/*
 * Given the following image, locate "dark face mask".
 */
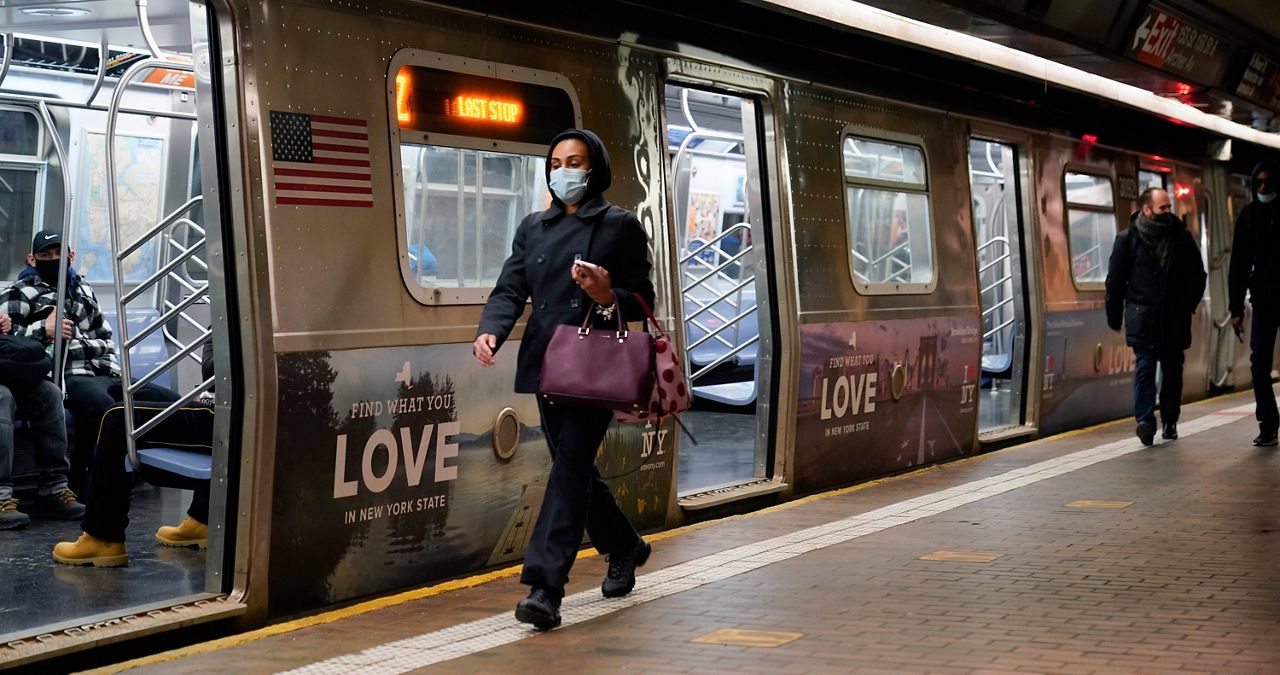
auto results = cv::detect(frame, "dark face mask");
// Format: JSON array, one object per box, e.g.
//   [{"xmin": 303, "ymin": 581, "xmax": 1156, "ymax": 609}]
[
  {"xmin": 1153, "ymin": 212, "xmax": 1177, "ymax": 226},
  {"xmin": 34, "ymin": 259, "xmax": 63, "ymax": 287}
]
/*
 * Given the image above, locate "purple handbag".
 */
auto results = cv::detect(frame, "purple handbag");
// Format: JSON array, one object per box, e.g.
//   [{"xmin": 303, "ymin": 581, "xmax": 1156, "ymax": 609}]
[{"xmin": 539, "ymin": 303, "xmax": 655, "ymax": 411}]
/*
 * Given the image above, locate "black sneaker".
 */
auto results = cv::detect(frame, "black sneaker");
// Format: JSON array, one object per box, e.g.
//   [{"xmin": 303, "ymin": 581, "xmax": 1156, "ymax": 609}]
[
  {"xmin": 39, "ymin": 489, "xmax": 86, "ymax": 521},
  {"xmin": 602, "ymin": 539, "xmax": 651, "ymax": 598},
  {"xmin": 0, "ymin": 498, "xmax": 31, "ymax": 530},
  {"xmin": 1136, "ymin": 420, "xmax": 1156, "ymax": 446},
  {"xmin": 1253, "ymin": 432, "xmax": 1279, "ymax": 447},
  {"xmin": 1162, "ymin": 423, "xmax": 1178, "ymax": 440},
  {"xmin": 514, "ymin": 588, "xmax": 561, "ymax": 631}
]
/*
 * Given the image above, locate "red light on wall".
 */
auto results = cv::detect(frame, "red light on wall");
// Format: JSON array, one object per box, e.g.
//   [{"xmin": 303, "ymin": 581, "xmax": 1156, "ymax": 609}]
[
  {"xmin": 1174, "ymin": 182, "xmax": 1192, "ymax": 198},
  {"xmin": 1175, "ymin": 82, "xmax": 1193, "ymax": 96},
  {"xmin": 1081, "ymin": 134, "xmax": 1099, "ymax": 144}
]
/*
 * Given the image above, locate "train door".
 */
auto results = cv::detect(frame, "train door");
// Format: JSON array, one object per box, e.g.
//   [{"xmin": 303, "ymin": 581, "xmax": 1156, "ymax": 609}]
[
  {"xmin": 0, "ymin": 3, "xmax": 244, "ymax": 661},
  {"xmin": 967, "ymin": 137, "xmax": 1037, "ymax": 438},
  {"xmin": 663, "ymin": 82, "xmax": 779, "ymax": 499}
]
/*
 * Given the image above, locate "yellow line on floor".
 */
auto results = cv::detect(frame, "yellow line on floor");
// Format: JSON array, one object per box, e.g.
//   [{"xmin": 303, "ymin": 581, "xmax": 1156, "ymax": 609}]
[{"xmin": 96, "ymin": 390, "xmax": 1250, "ymax": 672}]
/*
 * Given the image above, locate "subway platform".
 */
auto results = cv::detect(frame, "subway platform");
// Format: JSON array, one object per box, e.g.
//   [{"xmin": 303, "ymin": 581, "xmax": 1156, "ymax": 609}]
[{"xmin": 105, "ymin": 390, "xmax": 1279, "ymax": 674}]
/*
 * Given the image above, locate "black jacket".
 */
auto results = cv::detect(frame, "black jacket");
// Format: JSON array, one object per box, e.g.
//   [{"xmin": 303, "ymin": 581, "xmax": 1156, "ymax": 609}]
[
  {"xmin": 1227, "ymin": 159, "xmax": 1280, "ymax": 316},
  {"xmin": 1105, "ymin": 214, "xmax": 1206, "ymax": 351},
  {"xmin": 477, "ymin": 129, "xmax": 655, "ymax": 393}
]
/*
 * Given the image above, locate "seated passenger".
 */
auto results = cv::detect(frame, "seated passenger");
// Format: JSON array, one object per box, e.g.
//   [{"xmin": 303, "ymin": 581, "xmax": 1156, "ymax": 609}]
[
  {"xmin": 0, "ymin": 311, "xmax": 86, "ymax": 529},
  {"xmin": 0, "ymin": 230, "xmax": 176, "ymax": 497},
  {"xmin": 52, "ymin": 343, "xmax": 214, "ymax": 567}
]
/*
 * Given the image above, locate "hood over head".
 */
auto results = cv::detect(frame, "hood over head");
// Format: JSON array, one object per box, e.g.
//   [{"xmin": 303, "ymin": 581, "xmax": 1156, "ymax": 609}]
[
  {"xmin": 545, "ymin": 128, "xmax": 612, "ymax": 208},
  {"xmin": 1250, "ymin": 159, "xmax": 1280, "ymax": 200}
]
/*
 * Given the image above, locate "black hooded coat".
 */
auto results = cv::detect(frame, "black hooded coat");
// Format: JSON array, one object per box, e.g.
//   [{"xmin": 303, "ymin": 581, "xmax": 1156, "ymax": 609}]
[
  {"xmin": 1227, "ymin": 159, "xmax": 1280, "ymax": 316},
  {"xmin": 1105, "ymin": 212, "xmax": 1206, "ymax": 351},
  {"xmin": 476, "ymin": 129, "xmax": 656, "ymax": 393}
]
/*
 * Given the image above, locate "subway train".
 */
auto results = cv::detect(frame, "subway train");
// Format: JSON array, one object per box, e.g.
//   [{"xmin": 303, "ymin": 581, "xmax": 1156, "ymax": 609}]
[{"xmin": 2, "ymin": 0, "xmax": 1277, "ymax": 666}]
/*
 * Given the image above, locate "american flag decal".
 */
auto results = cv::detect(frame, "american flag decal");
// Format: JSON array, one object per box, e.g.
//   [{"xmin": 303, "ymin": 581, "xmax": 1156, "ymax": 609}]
[{"xmin": 269, "ymin": 111, "xmax": 373, "ymax": 208}]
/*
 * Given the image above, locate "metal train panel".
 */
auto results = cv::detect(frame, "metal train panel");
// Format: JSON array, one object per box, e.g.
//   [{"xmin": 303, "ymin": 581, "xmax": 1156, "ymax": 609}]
[
  {"xmin": 780, "ymin": 81, "xmax": 980, "ymax": 491},
  {"xmin": 227, "ymin": 0, "xmax": 678, "ymax": 617}
]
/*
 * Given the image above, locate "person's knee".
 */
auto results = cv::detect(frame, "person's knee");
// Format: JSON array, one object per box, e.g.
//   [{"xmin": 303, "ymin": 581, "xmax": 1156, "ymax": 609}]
[{"xmin": 0, "ymin": 384, "xmax": 14, "ymax": 415}]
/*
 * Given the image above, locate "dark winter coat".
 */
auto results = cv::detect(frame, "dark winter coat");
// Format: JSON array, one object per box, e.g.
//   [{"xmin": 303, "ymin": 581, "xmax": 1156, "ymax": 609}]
[
  {"xmin": 1227, "ymin": 159, "xmax": 1280, "ymax": 316},
  {"xmin": 476, "ymin": 129, "xmax": 656, "ymax": 393},
  {"xmin": 1105, "ymin": 214, "xmax": 1206, "ymax": 351}
]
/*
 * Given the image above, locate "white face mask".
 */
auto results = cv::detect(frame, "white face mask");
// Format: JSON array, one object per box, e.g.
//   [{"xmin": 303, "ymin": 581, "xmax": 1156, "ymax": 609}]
[
  {"xmin": 548, "ymin": 168, "xmax": 590, "ymax": 206},
  {"xmin": 1259, "ymin": 191, "xmax": 1277, "ymax": 204}
]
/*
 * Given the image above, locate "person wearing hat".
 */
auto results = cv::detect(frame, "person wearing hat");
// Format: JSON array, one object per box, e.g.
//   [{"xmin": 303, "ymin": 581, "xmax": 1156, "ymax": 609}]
[{"xmin": 1, "ymin": 229, "xmax": 123, "ymax": 499}]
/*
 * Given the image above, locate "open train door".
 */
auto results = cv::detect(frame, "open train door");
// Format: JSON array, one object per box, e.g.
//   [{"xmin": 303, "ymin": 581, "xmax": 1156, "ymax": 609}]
[
  {"xmin": 660, "ymin": 61, "xmax": 791, "ymax": 509},
  {"xmin": 967, "ymin": 127, "xmax": 1043, "ymax": 441}
]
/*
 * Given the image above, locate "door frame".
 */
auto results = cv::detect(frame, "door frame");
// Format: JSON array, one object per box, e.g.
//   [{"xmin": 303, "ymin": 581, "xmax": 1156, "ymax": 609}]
[
  {"xmin": 968, "ymin": 121, "xmax": 1044, "ymax": 441},
  {"xmin": 659, "ymin": 57, "xmax": 796, "ymax": 506}
]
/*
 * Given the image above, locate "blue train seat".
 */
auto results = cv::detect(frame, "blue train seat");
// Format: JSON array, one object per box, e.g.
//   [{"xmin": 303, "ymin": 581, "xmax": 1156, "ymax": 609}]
[
  {"xmin": 124, "ymin": 446, "xmax": 212, "ymax": 484},
  {"xmin": 683, "ymin": 289, "xmax": 759, "ymax": 369},
  {"xmin": 100, "ymin": 306, "xmax": 174, "ymax": 391}
]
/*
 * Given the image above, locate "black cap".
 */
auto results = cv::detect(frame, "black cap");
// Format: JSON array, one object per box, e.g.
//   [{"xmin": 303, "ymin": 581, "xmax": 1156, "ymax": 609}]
[{"xmin": 32, "ymin": 229, "xmax": 61, "ymax": 254}]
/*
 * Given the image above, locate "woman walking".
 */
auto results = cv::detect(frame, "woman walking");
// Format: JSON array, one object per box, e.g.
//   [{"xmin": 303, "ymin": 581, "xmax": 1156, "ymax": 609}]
[{"xmin": 474, "ymin": 129, "xmax": 654, "ymax": 630}]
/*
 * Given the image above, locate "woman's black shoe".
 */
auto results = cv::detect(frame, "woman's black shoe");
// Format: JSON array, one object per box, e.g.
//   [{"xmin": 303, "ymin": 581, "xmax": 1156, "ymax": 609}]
[
  {"xmin": 602, "ymin": 539, "xmax": 651, "ymax": 598},
  {"xmin": 515, "ymin": 588, "xmax": 561, "ymax": 630}
]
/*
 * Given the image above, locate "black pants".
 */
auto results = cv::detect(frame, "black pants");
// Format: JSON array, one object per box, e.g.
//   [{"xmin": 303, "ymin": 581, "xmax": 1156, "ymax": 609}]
[
  {"xmin": 1250, "ymin": 303, "xmax": 1280, "ymax": 435},
  {"xmin": 1132, "ymin": 346, "xmax": 1184, "ymax": 425},
  {"xmin": 81, "ymin": 403, "xmax": 212, "ymax": 543},
  {"xmin": 64, "ymin": 376, "xmax": 178, "ymax": 499},
  {"xmin": 520, "ymin": 398, "xmax": 641, "ymax": 596}
]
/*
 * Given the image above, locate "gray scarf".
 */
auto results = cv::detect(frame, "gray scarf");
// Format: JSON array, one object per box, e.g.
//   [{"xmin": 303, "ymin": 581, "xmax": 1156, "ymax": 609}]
[{"xmin": 1133, "ymin": 212, "xmax": 1180, "ymax": 269}]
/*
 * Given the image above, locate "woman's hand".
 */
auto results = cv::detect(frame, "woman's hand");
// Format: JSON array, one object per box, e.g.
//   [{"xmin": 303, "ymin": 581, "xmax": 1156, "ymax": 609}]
[
  {"xmin": 473, "ymin": 334, "xmax": 498, "ymax": 367},
  {"xmin": 572, "ymin": 261, "xmax": 615, "ymax": 306}
]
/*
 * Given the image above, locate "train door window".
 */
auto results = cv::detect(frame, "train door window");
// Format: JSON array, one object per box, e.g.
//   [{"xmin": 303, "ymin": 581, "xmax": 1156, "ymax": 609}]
[
  {"xmin": 665, "ymin": 82, "xmax": 773, "ymax": 496},
  {"xmin": 1063, "ymin": 171, "xmax": 1117, "ymax": 286},
  {"xmin": 841, "ymin": 134, "xmax": 934, "ymax": 293},
  {"xmin": 0, "ymin": 108, "xmax": 43, "ymax": 281},
  {"xmin": 1138, "ymin": 169, "xmax": 1167, "ymax": 192},
  {"xmin": 387, "ymin": 52, "xmax": 580, "ymax": 305}
]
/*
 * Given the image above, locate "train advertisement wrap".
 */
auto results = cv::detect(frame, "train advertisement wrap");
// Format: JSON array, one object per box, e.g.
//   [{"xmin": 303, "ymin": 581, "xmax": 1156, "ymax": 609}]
[
  {"xmin": 794, "ymin": 316, "xmax": 981, "ymax": 492},
  {"xmin": 268, "ymin": 344, "xmax": 672, "ymax": 617},
  {"xmin": 1038, "ymin": 310, "xmax": 1134, "ymax": 434}
]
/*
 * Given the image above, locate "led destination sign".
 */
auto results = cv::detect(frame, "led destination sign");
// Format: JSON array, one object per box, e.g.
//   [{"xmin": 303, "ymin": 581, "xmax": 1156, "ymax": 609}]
[
  {"xmin": 450, "ymin": 96, "xmax": 521, "ymax": 123},
  {"xmin": 394, "ymin": 65, "xmax": 575, "ymax": 145}
]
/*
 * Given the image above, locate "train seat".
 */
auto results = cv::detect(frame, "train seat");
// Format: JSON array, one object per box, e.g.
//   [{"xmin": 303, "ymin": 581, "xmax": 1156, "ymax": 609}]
[
  {"xmin": 684, "ymin": 292, "xmax": 760, "ymax": 368},
  {"xmin": 125, "ymin": 446, "xmax": 211, "ymax": 481},
  {"xmin": 981, "ymin": 324, "xmax": 1016, "ymax": 385},
  {"xmin": 693, "ymin": 378, "xmax": 757, "ymax": 406},
  {"xmin": 100, "ymin": 307, "xmax": 174, "ymax": 391}
]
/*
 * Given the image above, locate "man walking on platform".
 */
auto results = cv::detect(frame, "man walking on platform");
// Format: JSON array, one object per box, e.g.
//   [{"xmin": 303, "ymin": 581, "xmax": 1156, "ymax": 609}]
[
  {"xmin": 1228, "ymin": 159, "xmax": 1280, "ymax": 446},
  {"xmin": 1106, "ymin": 187, "xmax": 1206, "ymax": 446}
]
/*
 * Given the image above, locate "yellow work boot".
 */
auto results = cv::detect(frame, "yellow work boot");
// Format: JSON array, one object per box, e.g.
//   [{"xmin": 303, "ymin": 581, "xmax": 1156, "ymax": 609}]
[
  {"xmin": 155, "ymin": 517, "xmax": 208, "ymax": 549},
  {"xmin": 53, "ymin": 533, "xmax": 128, "ymax": 568}
]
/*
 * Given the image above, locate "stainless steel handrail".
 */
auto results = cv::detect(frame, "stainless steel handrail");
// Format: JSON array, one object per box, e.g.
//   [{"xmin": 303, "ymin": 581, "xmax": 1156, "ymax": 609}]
[
  {"xmin": 681, "ymin": 223, "xmax": 753, "ymax": 264},
  {"xmin": 36, "ymin": 100, "xmax": 73, "ymax": 392},
  {"xmin": 0, "ymin": 33, "xmax": 12, "ymax": 90},
  {"xmin": 106, "ymin": 57, "xmax": 206, "ymax": 472}
]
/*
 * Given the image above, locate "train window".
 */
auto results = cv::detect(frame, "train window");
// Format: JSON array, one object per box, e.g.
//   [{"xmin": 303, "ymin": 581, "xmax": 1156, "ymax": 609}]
[
  {"xmin": 0, "ymin": 109, "xmax": 40, "ymax": 155},
  {"xmin": 387, "ymin": 49, "xmax": 579, "ymax": 304},
  {"xmin": 1063, "ymin": 170, "xmax": 1117, "ymax": 286},
  {"xmin": 841, "ymin": 135, "xmax": 934, "ymax": 291},
  {"xmin": 399, "ymin": 145, "xmax": 546, "ymax": 292},
  {"xmin": 0, "ymin": 108, "xmax": 42, "ymax": 281},
  {"xmin": 1139, "ymin": 169, "xmax": 1167, "ymax": 192}
]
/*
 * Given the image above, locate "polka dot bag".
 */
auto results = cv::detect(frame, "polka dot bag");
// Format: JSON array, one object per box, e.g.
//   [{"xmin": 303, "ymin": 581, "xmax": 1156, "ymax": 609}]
[{"xmin": 614, "ymin": 296, "xmax": 691, "ymax": 425}]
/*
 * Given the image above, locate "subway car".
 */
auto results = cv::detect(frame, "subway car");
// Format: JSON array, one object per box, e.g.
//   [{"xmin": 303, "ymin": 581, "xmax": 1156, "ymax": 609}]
[{"xmin": 1, "ymin": 0, "xmax": 1275, "ymax": 666}]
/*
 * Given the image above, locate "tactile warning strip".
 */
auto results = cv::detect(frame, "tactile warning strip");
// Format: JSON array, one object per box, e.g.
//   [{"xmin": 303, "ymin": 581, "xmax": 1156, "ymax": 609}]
[{"xmin": 281, "ymin": 400, "xmax": 1256, "ymax": 674}]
